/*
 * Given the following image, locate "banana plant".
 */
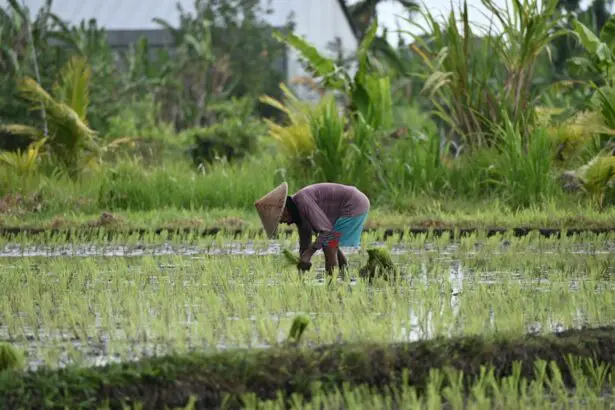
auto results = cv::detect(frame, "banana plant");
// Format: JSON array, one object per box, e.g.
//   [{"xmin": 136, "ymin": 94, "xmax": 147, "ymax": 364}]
[
  {"xmin": 556, "ymin": 15, "xmax": 615, "ymax": 205},
  {"xmin": 272, "ymin": 16, "xmax": 394, "ymax": 131},
  {"xmin": 570, "ymin": 15, "xmax": 615, "ymax": 135},
  {"xmin": 570, "ymin": 15, "xmax": 615, "ymax": 81}
]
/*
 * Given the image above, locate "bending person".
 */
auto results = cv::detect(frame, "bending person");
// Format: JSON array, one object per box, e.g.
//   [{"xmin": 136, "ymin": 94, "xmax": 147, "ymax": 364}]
[{"xmin": 254, "ymin": 182, "xmax": 370, "ymax": 275}]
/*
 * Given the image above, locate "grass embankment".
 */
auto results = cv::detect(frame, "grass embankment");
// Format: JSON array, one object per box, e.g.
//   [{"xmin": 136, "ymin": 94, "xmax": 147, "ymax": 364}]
[
  {"xmin": 3, "ymin": 204, "xmax": 615, "ymax": 240},
  {"xmin": 2, "ymin": 153, "xmax": 615, "ymax": 237},
  {"xmin": 1, "ymin": 326, "xmax": 614, "ymax": 409}
]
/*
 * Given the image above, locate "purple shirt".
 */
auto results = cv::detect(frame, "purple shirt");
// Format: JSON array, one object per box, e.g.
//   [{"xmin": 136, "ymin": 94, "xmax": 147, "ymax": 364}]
[{"xmin": 291, "ymin": 183, "xmax": 370, "ymax": 252}]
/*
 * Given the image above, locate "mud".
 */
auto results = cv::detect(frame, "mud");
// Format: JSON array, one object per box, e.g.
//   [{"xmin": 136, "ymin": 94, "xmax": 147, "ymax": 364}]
[{"xmin": 1, "ymin": 238, "xmax": 613, "ymax": 258}]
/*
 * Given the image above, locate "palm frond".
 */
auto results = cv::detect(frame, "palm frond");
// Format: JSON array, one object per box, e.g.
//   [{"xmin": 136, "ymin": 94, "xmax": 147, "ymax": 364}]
[
  {"xmin": 51, "ymin": 55, "xmax": 91, "ymax": 122},
  {"xmin": 0, "ymin": 124, "xmax": 44, "ymax": 139},
  {"xmin": 16, "ymin": 75, "xmax": 98, "ymax": 175}
]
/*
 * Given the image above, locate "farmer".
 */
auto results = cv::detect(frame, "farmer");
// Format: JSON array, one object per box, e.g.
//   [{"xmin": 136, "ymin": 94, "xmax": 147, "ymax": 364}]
[{"xmin": 254, "ymin": 182, "xmax": 370, "ymax": 275}]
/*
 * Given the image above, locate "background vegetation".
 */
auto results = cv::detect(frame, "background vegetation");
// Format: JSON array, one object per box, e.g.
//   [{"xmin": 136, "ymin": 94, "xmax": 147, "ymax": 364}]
[{"xmin": 2, "ymin": 0, "xmax": 615, "ymax": 225}]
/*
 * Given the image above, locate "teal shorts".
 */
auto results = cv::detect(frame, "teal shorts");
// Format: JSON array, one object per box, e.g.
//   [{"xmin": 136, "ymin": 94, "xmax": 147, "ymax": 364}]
[{"xmin": 322, "ymin": 212, "xmax": 369, "ymax": 248}]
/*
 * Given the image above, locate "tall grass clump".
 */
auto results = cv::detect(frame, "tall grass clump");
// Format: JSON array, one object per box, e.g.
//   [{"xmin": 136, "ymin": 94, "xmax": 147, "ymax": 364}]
[
  {"xmin": 307, "ymin": 94, "xmax": 348, "ymax": 183},
  {"xmin": 406, "ymin": 0, "xmax": 567, "ymax": 147},
  {"xmin": 488, "ymin": 116, "xmax": 560, "ymax": 207},
  {"xmin": 97, "ymin": 154, "xmax": 280, "ymax": 211},
  {"xmin": 376, "ymin": 129, "xmax": 453, "ymax": 207},
  {"xmin": 378, "ymin": 117, "xmax": 561, "ymax": 207}
]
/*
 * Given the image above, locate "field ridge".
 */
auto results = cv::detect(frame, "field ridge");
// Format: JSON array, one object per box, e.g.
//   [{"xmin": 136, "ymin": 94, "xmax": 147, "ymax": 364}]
[
  {"xmin": 2, "ymin": 225, "xmax": 615, "ymax": 240},
  {"xmin": 1, "ymin": 325, "xmax": 615, "ymax": 409}
]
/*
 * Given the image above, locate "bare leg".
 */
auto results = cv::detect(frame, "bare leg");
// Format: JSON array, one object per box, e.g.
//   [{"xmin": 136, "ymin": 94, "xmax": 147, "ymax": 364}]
[
  {"xmin": 323, "ymin": 246, "xmax": 339, "ymax": 277},
  {"xmin": 337, "ymin": 248, "xmax": 348, "ymax": 271}
]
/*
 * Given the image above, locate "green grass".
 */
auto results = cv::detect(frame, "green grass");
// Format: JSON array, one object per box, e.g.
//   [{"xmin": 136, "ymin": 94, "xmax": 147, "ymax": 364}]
[
  {"xmin": 0, "ymin": 134, "xmax": 613, "ymax": 235},
  {"xmin": 0, "ymin": 151, "xmax": 614, "ymax": 233},
  {"xmin": 3, "ymin": 198, "xmax": 615, "ymax": 235}
]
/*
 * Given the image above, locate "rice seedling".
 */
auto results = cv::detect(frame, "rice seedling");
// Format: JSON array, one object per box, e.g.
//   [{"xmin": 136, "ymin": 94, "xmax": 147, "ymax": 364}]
[
  {"xmin": 0, "ymin": 230, "xmax": 613, "ymax": 407},
  {"xmin": 241, "ymin": 357, "xmax": 615, "ymax": 410},
  {"xmin": 0, "ymin": 232, "xmax": 613, "ymax": 371}
]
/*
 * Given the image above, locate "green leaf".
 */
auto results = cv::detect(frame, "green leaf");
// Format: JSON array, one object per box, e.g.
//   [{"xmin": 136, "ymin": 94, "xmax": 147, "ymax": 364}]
[
  {"xmin": 567, "ymin": 56, "xmax": 594, "ymax": 77},
  {"xmin": 350, "ymin": 82, "xmax": 372, "ymax": 121},
  {"xmin": 354, "ymin": 18, "xmax": 379, "ymax": 88},
  {"xmin": 371, "ymin": 36, "xmax": 408, "ymax": 75},
  {"xmin": 0, "ymin": 45, "xmax": 19, "ymax": 73},
  {"xmin": 596, "ymin": 43, "xmax": 612, "ymax": 62},
  {"xmin": 52, "ymin": 56, "xmax": 91, "ymax": 121},
  {"xmin": 599, "ymin": 14, "xmax": 615, "ymax": 46},
  {"xmin": 358, "ymin": 16, "xmax": 378, "ymax": 66},
  {"xmin": 0, "ymin": 124, "xmax": 44, "ymax": 140},
  {"xmin": 6, "ymin": 0, "xmax": 27, "ymax": 22},
  {"xmin": 273, "ymin": 30, "xmax": 346, "ymax": 90},
  {"xmin": 573, "ymin": 19, "xmax": 610, "ymax": 59}
]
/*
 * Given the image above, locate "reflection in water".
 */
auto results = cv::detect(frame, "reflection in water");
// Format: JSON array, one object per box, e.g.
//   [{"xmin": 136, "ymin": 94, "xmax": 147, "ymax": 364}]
[{"xmin": 403, "ymin": 260, "xmax": 463, "ymax": 342}]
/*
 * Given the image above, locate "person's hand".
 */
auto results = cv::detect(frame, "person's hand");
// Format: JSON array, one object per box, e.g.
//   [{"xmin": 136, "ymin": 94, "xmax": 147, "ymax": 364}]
[
  {"xmin": 297, "ymin": 250, "xmax": 313, "ymax": 272},
  {"xmin": 297, "ymin": 260, "xmax": 312, "ymax": 272}
]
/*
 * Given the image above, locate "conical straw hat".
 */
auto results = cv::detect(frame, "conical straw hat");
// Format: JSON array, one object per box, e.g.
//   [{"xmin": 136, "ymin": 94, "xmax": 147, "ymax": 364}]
[{"xmin": 254, "ymin": 182, "xmax": 288, "ymax": 238}]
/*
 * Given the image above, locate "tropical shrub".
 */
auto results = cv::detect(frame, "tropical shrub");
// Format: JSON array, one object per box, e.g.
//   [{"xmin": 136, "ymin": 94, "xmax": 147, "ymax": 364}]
[
  {"xmin": 379, "ymin": 127, "xmax": 451, "ymax": 201},
  {"xmin": 186, "ymin": 117, "xmax": 267, "ymax": 167},
  {"xmin": 488, "ymin": 117, "xmax": 560, "ymax": 207},
  {"xmin": 0, "ymin": 137, "xmax": 48, "ymax": 176}
]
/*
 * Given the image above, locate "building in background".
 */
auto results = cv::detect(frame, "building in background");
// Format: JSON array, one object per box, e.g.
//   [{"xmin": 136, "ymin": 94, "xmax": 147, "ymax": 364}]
[{"xmin": 8, "ymin": 0, "xmax": 359, "ymax": 101}]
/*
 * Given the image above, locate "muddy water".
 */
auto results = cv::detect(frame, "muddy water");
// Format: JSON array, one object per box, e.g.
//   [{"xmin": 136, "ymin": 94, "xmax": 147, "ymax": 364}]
[
  {"xmin": 1, "ymin": 237, "xmax": 614, "ymax": 258},
  {"xmin": 0, "ymin": 239, "xmax": 614, "ymax": 371}
]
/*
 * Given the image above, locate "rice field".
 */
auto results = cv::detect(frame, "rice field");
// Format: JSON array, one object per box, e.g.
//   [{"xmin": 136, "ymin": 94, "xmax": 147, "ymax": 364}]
[{"xmin": 0, "ymin": 229, "xmax": 614, "ymax": 408}]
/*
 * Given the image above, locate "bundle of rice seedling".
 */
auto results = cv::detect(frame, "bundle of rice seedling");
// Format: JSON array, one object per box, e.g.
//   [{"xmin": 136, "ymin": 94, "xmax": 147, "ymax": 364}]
[
  {"xmin": 359, "ymin": 247, "xmax": 398, "ymax": 282},
  {"xmin": 282, "ymin": 248, "xmax": 300, "ymax": 265},
  {"xmin": 286, "ymin": 315, "xmax": 310, "ymax": 345},
  {"xmin": 0, "ymin": 343, "xmax": 24, "ymax": 372}
]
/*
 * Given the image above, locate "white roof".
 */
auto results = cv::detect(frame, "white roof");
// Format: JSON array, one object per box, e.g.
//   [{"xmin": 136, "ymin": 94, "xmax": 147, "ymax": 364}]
[{"xmin": 3, "ymin": 0, "xmax": 301, "ymax": 30}]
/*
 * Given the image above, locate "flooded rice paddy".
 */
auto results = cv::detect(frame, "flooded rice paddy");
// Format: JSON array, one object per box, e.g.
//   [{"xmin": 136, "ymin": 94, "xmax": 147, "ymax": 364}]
[{"xmin": 0, "ymin": 230, "xmax": 614, "ymax": 372}]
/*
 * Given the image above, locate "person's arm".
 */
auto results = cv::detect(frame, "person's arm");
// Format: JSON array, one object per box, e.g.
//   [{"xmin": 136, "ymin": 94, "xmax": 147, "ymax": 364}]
[
  {"xmin": 298, "ymin": 223, "xmax": 313, "ymax": 255},
  {"xmin": 297, "ymin": 196, "xmax": 337, "ymax": 262}
]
